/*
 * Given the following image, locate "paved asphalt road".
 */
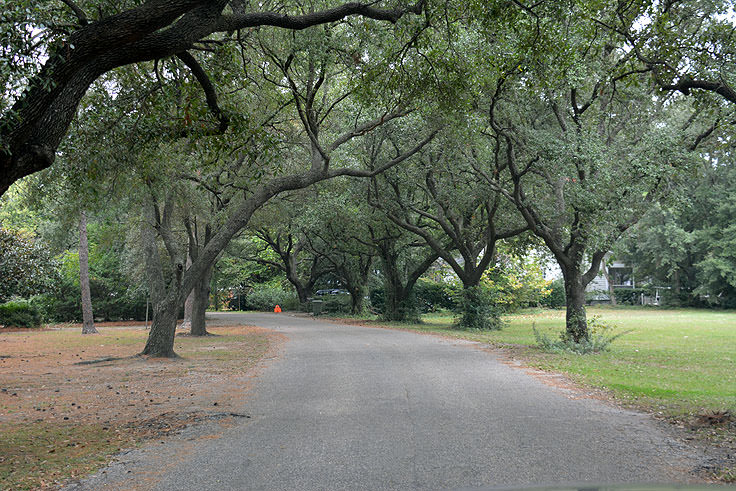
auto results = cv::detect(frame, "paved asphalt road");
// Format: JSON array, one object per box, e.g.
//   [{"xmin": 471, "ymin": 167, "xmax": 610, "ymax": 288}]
[{"xmin": 70, "ymin": 312, "xmax": 702, "ymax": 490}]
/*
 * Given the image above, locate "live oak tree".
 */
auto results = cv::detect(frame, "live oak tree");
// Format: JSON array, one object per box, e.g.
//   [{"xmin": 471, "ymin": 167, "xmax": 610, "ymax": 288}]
[
  {"xmin": 589, "ymin": 1, "xmax": 736, "ymax": 106},
  {"xmin": 136, "ymin": 19, "xmax": 438, "ymax": 356},
  {"xmin": 371, "ymin": 136, "xmax": 527, "ymax": 329},
  {"xmin": 296, "ymin": 180, "xmax": 440, "ymax": 318},
  {"xmin": 246, "ymin": 194, "xmax": 328, "ymax": 305},
  {"xmin": 617, "ymin": 145, "xmax": 736, "ymax": 308},
  {"xmin": 299, "ymin": 188, "xmax": 378, "ymax": 314},
  {"xmin": 0, "ymin": 0, "xmax": 425, "ymax": 196},
  {"xmin": 470, "ymin": 4, "xmax": 718, "ymax": 342}
]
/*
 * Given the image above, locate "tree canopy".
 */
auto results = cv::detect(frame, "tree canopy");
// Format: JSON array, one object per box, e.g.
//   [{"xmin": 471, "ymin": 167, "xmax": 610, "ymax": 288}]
[{"xmin": 1, "ymin": 0, "xmax": 734, "ymax": 352}]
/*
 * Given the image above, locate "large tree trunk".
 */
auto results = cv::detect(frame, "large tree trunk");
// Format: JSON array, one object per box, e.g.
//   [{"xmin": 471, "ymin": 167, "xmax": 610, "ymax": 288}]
[
  {"xmin": 346, "ymin": 286, "xmax": 364, "ymax": 314},
  {"xmin": 384, "ymin": 283, "xmax": 412, "ymax": 321},
  {"xmin": 382, "ymin": 253, "xmax": 410, "ymax": 321},
  {"xmin": 289, "ymin": 276, "xmax": 310, "ymax": 304},
  {"xmin": 190, "ymin": 264, "xmax": 214, "ymax": 336},
  {"xmin": 142, "ymin": 295, "xmax": 179, "ymax": 357},
  {"xmin": 78, "ymin": 210, "xmax": 97, "ymax": 334},
  {"xmin": 562, "ymin": 268, "xmax": 589, "ymax": 343}
]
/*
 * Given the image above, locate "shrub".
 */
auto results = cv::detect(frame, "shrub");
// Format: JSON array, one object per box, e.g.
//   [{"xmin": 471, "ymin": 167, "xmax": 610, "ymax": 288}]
[
  {"xmin": 613, "ymin": 287, "xmax": 653, "ymax": 305},
  {"xmin": 245, "ymin": 286, "xmax": 299, "ymax": 311},
  {"xmin": 0, "ymin": 228, "xmax": 59, "ymax": 303},
  {"xmin": 320, "ymin": 293, "xmax": 352, "ymax": 313},
  {"xmin": 0, "ymin": 300, "xmax": 42, "ymax": 328},
  {"xmin": 30, "ymin": 278, "xmax": 148, "ymax": 322},
  {"xmin": 453, "ymin": 286, "xmax": 505, "ymax": 330},
  {"xmin": 533, "ymin": 316, "xmax": 628, "ymax": 354},
  {"xmin": 368, "ymin": 287, "xmax": 385, "ymax": 314},
  {"xmin": 540, "ymin": 278, "xmax": 566, "ymax": 308},
  {"xmin": 414, "ymin": 279, "xmax": 456, "ymax": 312}
]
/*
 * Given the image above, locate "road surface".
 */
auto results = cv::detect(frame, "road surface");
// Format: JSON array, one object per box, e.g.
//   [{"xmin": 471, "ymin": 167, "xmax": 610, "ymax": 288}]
[{"xmin": 69, "ymin": 312, "xmax": 701, "ymax": 490}]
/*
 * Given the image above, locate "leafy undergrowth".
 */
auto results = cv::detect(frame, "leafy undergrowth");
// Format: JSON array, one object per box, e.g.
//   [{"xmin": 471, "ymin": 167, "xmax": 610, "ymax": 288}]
[{"xmin": 0, "ymin": 324, "xmax": 280, "ymax": 490}]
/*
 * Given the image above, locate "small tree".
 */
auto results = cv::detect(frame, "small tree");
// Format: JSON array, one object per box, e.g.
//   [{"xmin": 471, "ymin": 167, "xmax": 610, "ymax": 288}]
[{"xmin": 78, "ymin": 210, "xmax": 97, "ymax": 334}]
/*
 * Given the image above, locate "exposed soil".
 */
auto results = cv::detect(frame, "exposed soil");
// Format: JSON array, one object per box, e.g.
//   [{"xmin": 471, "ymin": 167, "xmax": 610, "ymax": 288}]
[{"xmin": 0, "ymin": 324, "xmax": 284, "ymax": 489}]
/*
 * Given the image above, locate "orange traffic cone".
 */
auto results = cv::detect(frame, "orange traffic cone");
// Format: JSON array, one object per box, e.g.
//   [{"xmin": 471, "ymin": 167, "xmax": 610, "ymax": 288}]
[{"xmin": 274, "ymin": 304, "xmax": 282, "ymax": 313}]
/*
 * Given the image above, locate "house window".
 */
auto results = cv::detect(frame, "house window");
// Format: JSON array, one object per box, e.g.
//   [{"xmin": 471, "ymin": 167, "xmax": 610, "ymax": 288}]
[{"xmin": 609, "ymin": 267, "xmax": 633, "ymax": 287}]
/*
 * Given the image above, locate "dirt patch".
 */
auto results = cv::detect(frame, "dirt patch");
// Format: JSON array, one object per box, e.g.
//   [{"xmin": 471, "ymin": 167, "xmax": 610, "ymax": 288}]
[{"xmin": 0, "ymin": 325, "xmax": 284, "ymax": 490}]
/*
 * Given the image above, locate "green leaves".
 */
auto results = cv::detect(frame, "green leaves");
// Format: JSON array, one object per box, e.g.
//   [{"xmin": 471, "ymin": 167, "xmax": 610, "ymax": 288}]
[{"xmin": 0, "ymin": 228, "xmax": 58, "ymax": 302}]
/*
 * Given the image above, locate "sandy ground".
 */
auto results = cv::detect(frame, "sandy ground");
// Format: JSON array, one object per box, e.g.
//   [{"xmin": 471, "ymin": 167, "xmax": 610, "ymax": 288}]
[{"xmin": 0, "ymin": 323, "xmax": 284, "ymax": 489}]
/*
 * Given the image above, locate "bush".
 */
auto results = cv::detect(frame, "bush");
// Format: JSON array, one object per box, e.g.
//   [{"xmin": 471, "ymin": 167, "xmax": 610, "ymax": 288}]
[
  {"xmin": 245, "ymin": 286, "xmax": 299, "ymax": 311},
  {"xmin": 453, "ymin": 286, "xmax": 505, "ymax": 330},
  {"xmin": 31, "ymin": 277, "xmax": 148, "ymax": 322},
  {"xmin": 0, "ymin": 300, "xmax": 42, "ymax": 328},
  {"xmin": 368, "ymin": 287, "xmax": 385, "ymax": 314},
  {"xmin": 0, "ymin": 228, "xmax": 59, "ymax": 303},
  {"xmin": 414, "ymin": 279, "xmax": 456, "ymax": 312},
  {"xmin": 320, "ymin": 293, "xmax": 352, "ymax": 313},
  {"xmin": 540, "ymin": 278, "xmax": 566, "ymax": 308},
  {"xmin": 613, "ymin": 287, "xmax": 653, "ymax": 305},
  {"xmin": 533, "ymin": 316, "xmax": 628, "ymax": 354}
]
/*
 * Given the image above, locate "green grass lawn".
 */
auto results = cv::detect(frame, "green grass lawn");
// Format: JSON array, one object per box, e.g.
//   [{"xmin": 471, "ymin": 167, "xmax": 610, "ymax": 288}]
[{"xmin": 368, "ymin": 307, "xmax": 736, "ymax": 418}]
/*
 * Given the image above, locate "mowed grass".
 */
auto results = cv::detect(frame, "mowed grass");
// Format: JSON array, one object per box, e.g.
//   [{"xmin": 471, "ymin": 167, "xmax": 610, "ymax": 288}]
[{"xmin": 378, "ymin": 307, "xmax": 736, "ymax": 417}]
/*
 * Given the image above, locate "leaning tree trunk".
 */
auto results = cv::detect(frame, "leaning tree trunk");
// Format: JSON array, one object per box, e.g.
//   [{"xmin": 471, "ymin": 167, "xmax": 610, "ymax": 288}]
[
  {"xmin": 190, "ymin": 264, "xmax": 214, "ymax": 336},
  {"xmin": 562, "ymin": 268, "xmax": 589, "ymax": 343},
  {"xmin": 78, "ymin": 211, "xmax": 97, "ymax": 334},
  {"xmin": 142, "ymin": 294, "xmax": 179, "ymax": 357}
]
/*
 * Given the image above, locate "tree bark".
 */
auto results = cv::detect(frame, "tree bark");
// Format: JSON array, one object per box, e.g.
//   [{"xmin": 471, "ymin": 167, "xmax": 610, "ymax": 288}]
[
  {"xmin": 349, "ymin": 286, "xmax": 365, "ymax": 314},
  {"xmin": 141, "ymin": 294, "xmax": 179, "ymax": 357},
  {"xmin": 179, "ymin": 254, "xmax": 194, "ymax": 330},
  {"xmin": 140, "ymin": 204, "xmax": 182, "ymax": 357},
  {"xmin": 384, "ymin": 283, "xmax": 411, "ymax": 321},
  {"xmin": 190, "ymin": 263, "xmax": 213, "ymax": 336},
  {"xmin": 0, "ymin": 1, "xmax": 425, "ymax": 196},
  {"xmin": 78, "ymin": 210, "xmax": 97, "ymax": 334},
  {"xmin": 381, "ymin": 250, "xmax": 412, "ymax": 321},
  {"xmin": 291, "ymin": 281, "xmax": 309, "ymax": 304},
  {"xmin": 562, "ymin": 267, "xmax": 589, "ymax": 343}
]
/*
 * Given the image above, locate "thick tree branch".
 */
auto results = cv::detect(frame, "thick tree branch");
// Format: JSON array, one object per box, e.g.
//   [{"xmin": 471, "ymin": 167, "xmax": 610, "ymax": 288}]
[
  {"xmin": 0, "ymin": 0, "xmax": 424, "ymax": 196},
  {"xmin": 59, "ymin": 0, "xmax": 88, "ymax": 25},
  {"xmin": 662, "ymin": 77, "xmax": 736, "ymax": 105},
  {"xmin": 176, "ymin": 51, "xmax": 230, "ymax": 133},
  {"xmin": 328, "ymin": 128, "xmax": 439, "ymax": 178},
  {"xmin": 215, "ymin": 1, "xmax": 425, "ymax": 31}
]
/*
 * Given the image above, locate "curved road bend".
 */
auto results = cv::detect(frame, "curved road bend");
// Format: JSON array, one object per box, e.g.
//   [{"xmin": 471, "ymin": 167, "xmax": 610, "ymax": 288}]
[{"xmin": 70, "ymin": 312, "xmax": 700, "ymax": 490}]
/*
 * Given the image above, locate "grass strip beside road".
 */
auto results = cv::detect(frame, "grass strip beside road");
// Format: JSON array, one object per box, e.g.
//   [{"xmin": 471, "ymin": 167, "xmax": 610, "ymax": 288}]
[
  {"xmin": 341, "ymin": 307, "xmax": 736, "ymax": 418},
  {"xmin": 335, "ymin": 307, "xmax": 736, "ymax": 481},
  {"xmin": 0, "ymin": 324, "xmax": 279, "ymax": 490}
]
